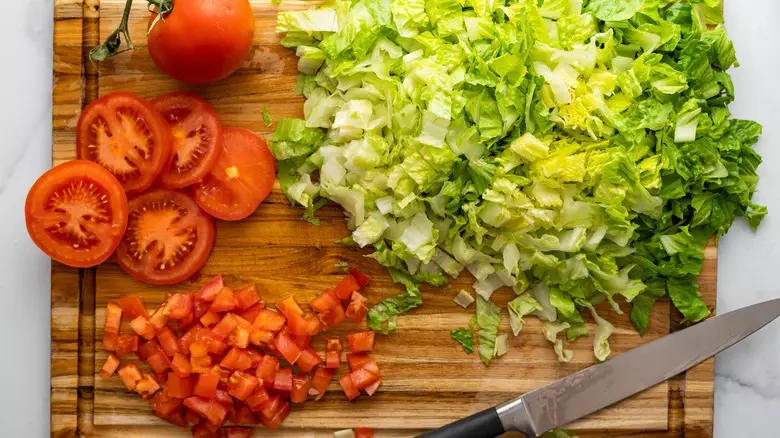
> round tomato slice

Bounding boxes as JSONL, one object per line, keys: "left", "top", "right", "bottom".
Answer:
{"left": 77, "top": 91, "right": 173, "bottom": 194}
{"left": 116, "top": 189, "right": 216, "bottom": 285}
{"left": 25, "top": 160, "right": 128, "bottom": 268}
{"left": 194, "top": 127, "right": 276, "bottom": 221}
{"left": 151, "top": 92, "right": 222, "bottom": 189}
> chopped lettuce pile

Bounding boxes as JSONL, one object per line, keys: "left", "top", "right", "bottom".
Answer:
{"left": 272, "top": 0, "right": 766, "bottom": 365}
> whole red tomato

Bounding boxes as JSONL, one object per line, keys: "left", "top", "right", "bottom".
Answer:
{"left": 147, "top": 0, "right": 255, "bottom": 84}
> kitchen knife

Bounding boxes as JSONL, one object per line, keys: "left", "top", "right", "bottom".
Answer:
{"left": 418, "top": 297, "right": 780, "bottom": 438}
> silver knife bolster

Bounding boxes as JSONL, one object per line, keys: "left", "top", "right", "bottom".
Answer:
{"left": 496, "top": 396, "right": 537, "bottom": 437}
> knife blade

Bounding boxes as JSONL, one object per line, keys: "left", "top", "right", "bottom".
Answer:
{"left": 418, "top": 297, "right": 780, "bottom": 438}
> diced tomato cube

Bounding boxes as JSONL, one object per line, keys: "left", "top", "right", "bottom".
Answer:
{"left": 184, "top": 395, "right": 212, "bottom": 418}
{"left": 310, "top": 290, "right": 341, "bottom": 313}
{"left": 157, "top": 327, "right": 180, "bottom": 356}
{"left": 275, "top": 296, "right": 304, "bottom": 319}
{"left": 245, "top": 386, "right": 270, "bottom": 412}
{"left": 185, "top": 407, "right": 201, "bottom": 425}
{"left": 189, "top": 342, "right": 209, "bottom": 358}
{"left": 309, "top": 367, "right": 333, "bottom": 400}
{"left": 260, "top": 398, "right": 290, "bottom": 430}
{"left": 228, "top": 325, "right": 250, "bottom": 349}
{"left": 116, "top": 334, "right": 139, "bottom": 357}
{"left": 290, "top": 373, "right": 310, "bottom": 403}
{"left": 239, "top": 303, "right": 264, "bottom": 322}
{"left": 118, "top": 363, "right": 143, "bottom": 391}
{"left": 200, "top": 311, "right": 221, "bottom": 327}
{"left": 147, "top": 351, "right": 172, "bottom": 374}
{"left": 206, "top": 400, "right": 229, "bottom": 426}
{"left": 275, "top": 330, "right": 301, "bottom": 365}
{"left": 137, "top": 339, "right": 162, "bottom": 361}
{"left": 273, "top": 367, "right": 292, "bottom": 392}
{"left": 119, "top": 296, "right": 148, "bottom": 320}
{"left": 135, "top": 374, "right": 161, "bottom": 398}
{"left": 345, "top": 291, "right": 369, "bottom": 323}
{"left": 197, "top": 275, "right": 224, "bottom": 302}
{"left": 292, "top": 332, "right": 312, "bottom": 350}
{"left": 364, "top": 379, "right": 381, "bottom": 396}
{"left": 129, "top": 315, "right": 156, "bottom": 341}
{"left": 325, "top": 336, "right": 343, "bottom": 369}
{"left": 355, "top": 427, "right": 375, "bottom": 438}
{"left": 190, "top": 355, "right": 212, "bottom": 374}
{"left": 221, "top": 348, "right": 252, "bottom": 371}
{"left": 255, "top": 355, "right": 278, "bottom": 388}
{"left": 167, "top": 373, "right": 194, "bottom": 398}
{"left": 297, "top": 348, "right": 323, "bottom": 372}
{"left": 167, "top": 293, "right": 194, "bottom": 320}
{"left": 214, "top": 389, "right": 233, "bottom": 407}
{"left": 169, "top": 353, "right": 191, "bottom": 378}
{"left": 248, "top": 328, "right": 275, "bottom": 346}
{"left": 334, "top": 275, "right": 360, "bottom": 300}
{"left": 227, "top": 371, "right": 259, "bottom": 401}
{"left": 210, "top": 287, "right": 235, "bottom": 313}
{"left": 151, "top": 388, "right": 182, "bottom": 417}
{"left": 360, "top": 359, "right": 381, "bottom": 377}
{"left": 149, "top": 304, "right": 169, "bottom": 330}
{"left": 350, "top": 367, "right": 380, "bottom": 390}
{"left": 339, "top": 374, "right": 360, "bottom": 401}
{"left": 100, "top": 353, "right": 120, "bottom": 379}
{"left": 286, "top": 312, "right": 320, "bottom": 336}
{"left": 317, "top": 302, "right": 346, "bottom": 330}
{"left": 193, "top": 371, "right": 220, "bottom": 398}
{"left": 102, "top": 302, "right": 122, "bottom": 351}
{"left": 349, "top": 267, "right": 372, "bottom": 288}
{"left": 252, "top": 309, "right": 286, "bottom": 332}
{"left": 348, "top": 331, "right": 375, "bottom": 352}
{"left": 346, "top": 353, "right": 371, "bottom": 371}
{"left": 156, "top": 406, "right": 187, "bottom": 428}
{"left": 325, "top": 351, "right": 340, "bottom": 369}
{"left": 224, "top": 426, "right": 253, "bottom": 438}
{"left": 177, "top": 325, "right": 201, "bottom": 353}
{"left": 212, "top": 313, "right": 238, "bottom": 339}
{"left": 245, "top": 347, "right": 263, "bottom": 368}
{"left": 229, "top": 404, "right": 257, "bottom": 425}
{"left": 327, "top": 337, "right": 343, "bottom": 352}
{"left": 233, "top": 285, "right": 260, "bottom": 310}
{"left": 191, "top": 422, "right": 220, "bottom": 438}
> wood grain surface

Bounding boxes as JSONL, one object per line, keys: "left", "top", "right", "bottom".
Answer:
{"left": 50, "top": 0, "right": 716, "bottom": 436}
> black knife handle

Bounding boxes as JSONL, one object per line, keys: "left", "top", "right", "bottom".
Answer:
{"left": 417, "top": 407, "right": 505, "bottom": 438}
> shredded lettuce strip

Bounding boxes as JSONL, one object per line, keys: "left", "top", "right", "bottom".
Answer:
{"left": 273, "top": 0, "right": 765, "bottom": 364}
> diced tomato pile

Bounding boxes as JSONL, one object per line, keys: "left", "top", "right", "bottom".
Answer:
{"left": 99, "top": 269, "right": 379, "bottom": 437}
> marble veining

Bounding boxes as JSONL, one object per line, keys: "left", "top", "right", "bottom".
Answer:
{"left": 0, "top": 0, "right": 777, "bottom": 436}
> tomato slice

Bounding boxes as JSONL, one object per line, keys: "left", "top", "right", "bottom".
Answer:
{"left": 25, "top": 160, "right": 128, "bottom": 268}
{"left": 194, "top": 127, "right": 276, "bottom": 221}
{"left": 167, "top": 293, "right": 193, "bottom": 320}
{"left": 115, "top": 189, "right": 216, "bottom": 285}
{"left": 151, "top": 92, "right": 222, "bottom": 188}
{"left": 223, "top": 427, "right": 253, "bottom": 438}
{"left": 334, "top": 275, "right": 360, "bottom": 300}
{"left": 77, "top": 91, "right": 172, "bottom": 193}
{"left": 273, "top": 367, "right": 293, "bottom": 392}
{"left": 233, "top": 285, "right": 260, "bottom": 310}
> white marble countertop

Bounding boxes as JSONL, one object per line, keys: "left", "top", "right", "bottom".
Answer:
{"left": 0, "top": 0, "right": 777, "bottom": 436}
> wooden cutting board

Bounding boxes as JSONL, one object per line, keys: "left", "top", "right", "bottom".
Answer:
{"left": 50, "top": 1, "right": 717, "bottom": 436}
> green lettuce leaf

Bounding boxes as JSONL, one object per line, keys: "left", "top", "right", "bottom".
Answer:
{"left": 451, "top": 328, "right": 475, "bottom": 354}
